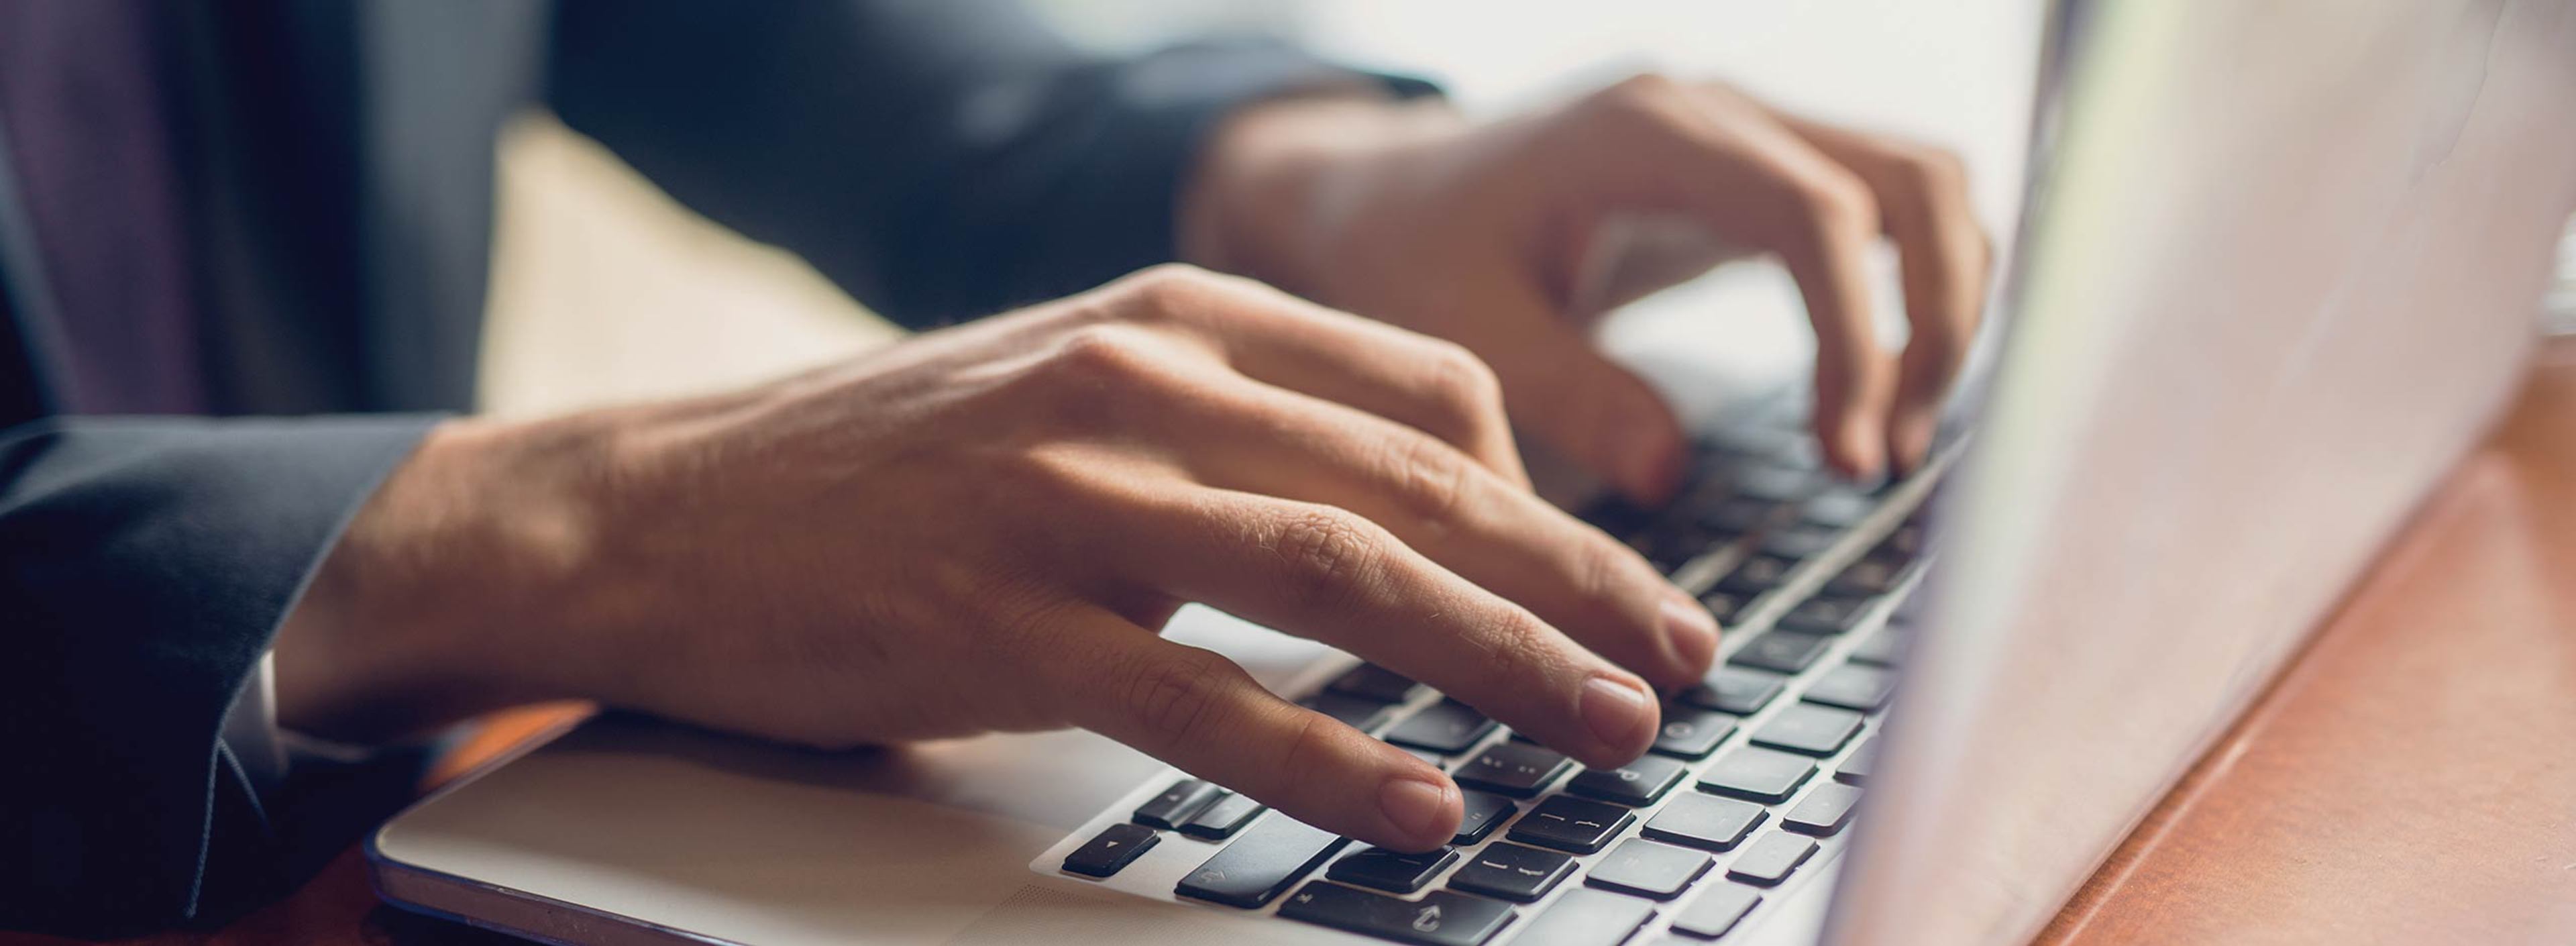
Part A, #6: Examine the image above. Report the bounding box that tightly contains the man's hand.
[272,266,1717,852]
[1185,74,1994,499]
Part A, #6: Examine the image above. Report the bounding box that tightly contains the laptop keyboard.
[1035,391,1951,945]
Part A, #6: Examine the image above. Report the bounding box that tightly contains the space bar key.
[1279,882,1517,946]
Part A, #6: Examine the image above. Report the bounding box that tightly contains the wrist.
[1181,93,1463,297]
[272,413,619,740]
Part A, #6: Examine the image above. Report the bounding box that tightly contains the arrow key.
[1061,823,1159,879]
[1506,794,1637,854]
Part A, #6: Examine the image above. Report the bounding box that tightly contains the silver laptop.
[364,1,2576,943]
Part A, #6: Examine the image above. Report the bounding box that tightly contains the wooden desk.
[18,339,2576,946]
[2036,337,2576,944]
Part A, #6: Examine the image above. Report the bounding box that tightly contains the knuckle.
[1584,72,1693,131]
[1027,325,1193,431]
[1044,323,1173,390]
[1786,166,1882,241]
[1387,433,1476,533]
[1268,506,1388,612]
[1277,708,1341,785]
[1898,145,1973,195]
[1603,72,1686,108]
[1112,263,1227,320]
[1118,649,1238,751]
[1573,535,1633,603]
[1418,342,1507,427]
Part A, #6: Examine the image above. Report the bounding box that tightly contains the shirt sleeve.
[0,414,437,937]
[544,0,1437,329]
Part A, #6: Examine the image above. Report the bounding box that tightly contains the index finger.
[1108,486,1664,772]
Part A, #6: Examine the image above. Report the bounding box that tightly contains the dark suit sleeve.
[0,415,436,936]
[545,0,1434,329]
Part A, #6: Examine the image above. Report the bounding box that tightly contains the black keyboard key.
[1301,691,1396,731]
[1883,523,1928,559]
[1507,794,1636,854]
[1133,778,1224,830]
[1715,555,1796,596]
[1725,832,1819,887]
[1835,737,1880,785]
[1849,629,1907,667]
[1585,838,1712,901]
[1699,591,1749,625]
[1728,631,1833,674]
[1698,497,1782,534]
[1566,754,1688,808]
[1447,841,1574,902]
[1825,556,1909,598]
[1645,525,1720,572]
[1511,888,1658,946]
[1702,421,1803,459]
[1451,742,1570,798]
[1698,746,1817,804]
[1782,782,1864,837]
[1331,664,1427,703]
[1581,495,1661,539]
[1799,488,1877,529]
[1650,705,1739,759]
[1328,846,1460,894]
[1750,704,1864,757]
[1669,884,1763,939]
[1175,814,1349,908]
[1180,792,1265,840]
[1385,700,1499,755]
[1682,667,1787,715]
[1061,823,1160,878]
[1453,790,1517,846]
[1640,793,1767,851]
[1758,525,1841,562]
[1802,664,1897,713]
[1778,596,1869,635]
[1398,746,1448,767]
[1279,883,1517,946]
[1730,464,1820,504]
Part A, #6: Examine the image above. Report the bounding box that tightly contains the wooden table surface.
[17,339,2576,946]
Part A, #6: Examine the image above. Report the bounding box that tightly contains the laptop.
[364,1,2576,943]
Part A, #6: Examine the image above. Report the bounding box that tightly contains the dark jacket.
[0,1,1421,934]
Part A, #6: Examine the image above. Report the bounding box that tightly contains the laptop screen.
[1830,1,2576,943]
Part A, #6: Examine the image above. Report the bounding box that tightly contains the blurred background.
[478,0,2050,421]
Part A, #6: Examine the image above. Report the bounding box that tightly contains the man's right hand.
[270,264,1717,852]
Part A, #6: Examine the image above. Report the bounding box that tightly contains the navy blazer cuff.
[0,414,437,936]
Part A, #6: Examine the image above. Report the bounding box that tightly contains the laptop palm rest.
[370,607,1332,946]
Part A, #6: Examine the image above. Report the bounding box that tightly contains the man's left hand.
[1184,74,1993,501]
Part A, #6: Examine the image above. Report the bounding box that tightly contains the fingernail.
[1377,776,1454,843]
[1837,421,1887,482]
[1578,675,1655,751]
[1660,594,1720,676]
